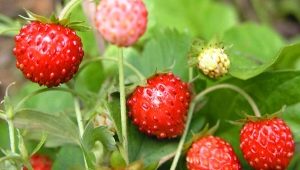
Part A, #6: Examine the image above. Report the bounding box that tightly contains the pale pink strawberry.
[95,0,148,47]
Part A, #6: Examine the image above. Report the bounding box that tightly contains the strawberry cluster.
[11,0,296,170]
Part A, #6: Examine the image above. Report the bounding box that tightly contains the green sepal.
[66,23,90,32]
[231,106,286,125]
[19,9,90,32]
[187,38,229,67]
[20,9,49,23]
[49,13,60,24]
[3,82,16,119]
[183,120,220,152]
[3,96,13,119]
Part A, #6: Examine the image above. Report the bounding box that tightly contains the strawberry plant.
[0,0,300,170]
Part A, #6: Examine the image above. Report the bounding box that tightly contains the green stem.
[188,67,193,82]
[74,98,84,137]
[79,57,145,80]
[7,109,15,153]
[58,0,82,20]
[73,98,89,170]
[118,48,128,164]
[170,101,196,170]
[170,84,261,170]
[8,120,15,153]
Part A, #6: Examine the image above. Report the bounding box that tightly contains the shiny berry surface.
[186,136,241,170]
[14,21,84,87]
[127,73,191,139]
[240,118,295,170]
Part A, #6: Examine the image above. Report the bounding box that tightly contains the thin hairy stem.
[118,48,128,164]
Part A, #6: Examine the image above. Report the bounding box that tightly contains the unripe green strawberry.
[95,0,148,47]
[197,47,230,78]
[240,118,295,170]
[127,73,191,139]
[13,21,84,87]
[186,136,241,170]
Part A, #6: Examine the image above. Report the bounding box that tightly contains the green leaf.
[127,29,192,81]
[75,62,105,93]
[282,103,300,142]
[70,6,100,57]
[287,152,300,170]
[223,23,285,79]
[81,121,116,168]
[52,145,85,170]
[274,42,300,69]
[146,0,238,39]
[13,109,80,145]
[127,122,178,165]
[15,83,73,113]
[203,71,300,121]
[144,162,159,170]
[82,121,116,151]
[107,100,122,142]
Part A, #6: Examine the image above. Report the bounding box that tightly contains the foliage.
[0,0,300,169]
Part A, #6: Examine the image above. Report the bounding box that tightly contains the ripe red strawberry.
[95,0,148,47]
[23,154,52,170]
[240,118,295,170]
[14,21,84,87]
[127,73,191,139]
[186,136,241,170]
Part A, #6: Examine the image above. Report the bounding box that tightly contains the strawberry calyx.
[183,121,220,151]
[126,70,181,91]
[188,39,228,66]
[188,38,231,78]
[233,106,285,124]
[19,10,90,31]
